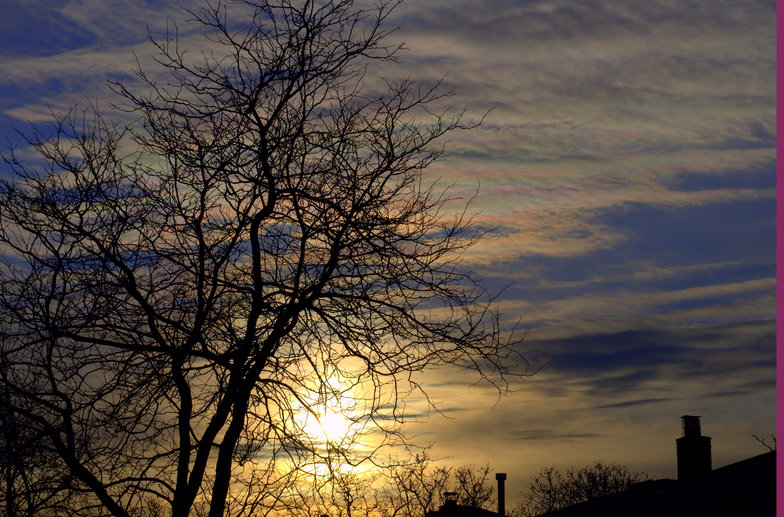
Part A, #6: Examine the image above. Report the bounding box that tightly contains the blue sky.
[0,0,775,503]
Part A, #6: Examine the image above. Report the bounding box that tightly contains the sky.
[0,0,776,506]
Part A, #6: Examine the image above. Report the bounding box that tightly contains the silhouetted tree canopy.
[512,462,643,517]
[0,1,523,516]
[380,454,495,517]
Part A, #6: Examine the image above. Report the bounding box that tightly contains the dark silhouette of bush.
[512,462,643,517]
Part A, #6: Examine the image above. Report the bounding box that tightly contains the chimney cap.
[681,415,703,437]
[495,472,507,480]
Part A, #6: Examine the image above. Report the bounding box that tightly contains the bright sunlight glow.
[298,378,360,447]
[304,405,352,443]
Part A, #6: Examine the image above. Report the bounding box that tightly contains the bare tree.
[511,466,565,517]
[379,455,495,517]
[512,462,642,517]
[453,464,494,510]
[381,453,452,517]
[0,390,59,517]
[0,1,523,515]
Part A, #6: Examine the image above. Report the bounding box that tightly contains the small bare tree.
[454,464,494,509]
[512,462,642,517]
[511,466,565,517]
[0,390,64,516]
[379,455,495,517]
[381,453,452,517]
[0,1,524,516]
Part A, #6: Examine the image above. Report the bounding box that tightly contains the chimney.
[676,415,711,482]
[495,473,506,516]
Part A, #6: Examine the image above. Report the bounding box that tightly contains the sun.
[299,382,357,445]
[304,405,352,444]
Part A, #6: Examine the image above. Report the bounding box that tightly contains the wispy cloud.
[593,398,671,410]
